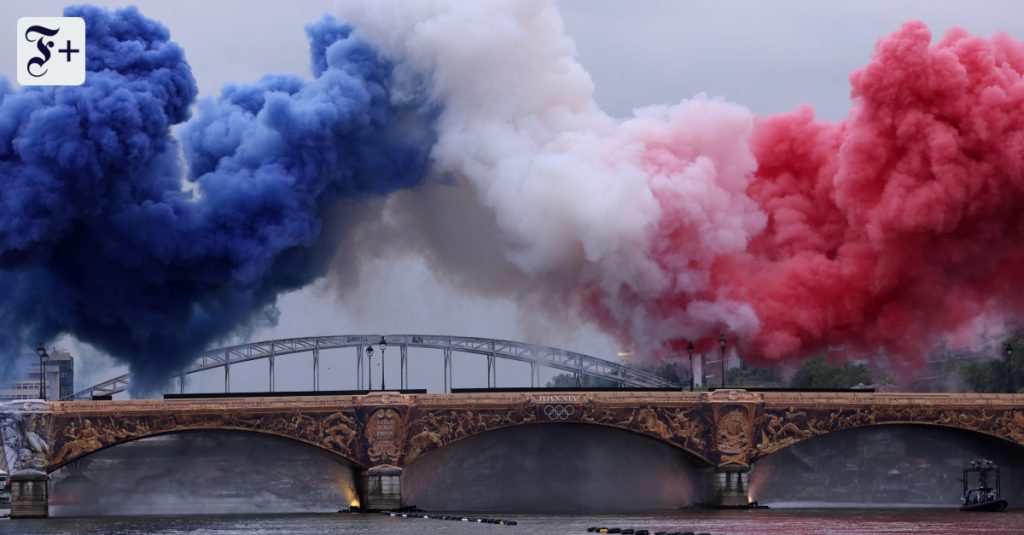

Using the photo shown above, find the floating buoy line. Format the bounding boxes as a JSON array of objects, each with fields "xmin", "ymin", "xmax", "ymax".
[
  {"xmin": 379, "ymin": 511, "xmax": 725, "ymax": 533},
  {"xmin": 381, "ymin": 510, "xmax": 518, "ymax": 526},
  {"xmin": 589, "ymin": 524, "xmax": 716, "ymax": 528}
]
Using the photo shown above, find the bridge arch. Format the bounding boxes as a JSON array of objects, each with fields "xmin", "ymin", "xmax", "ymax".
[
  {"xmin": 48, "ymin": 411, "xmax": 365, "ymax": 473},
  {"xmin": 402, "ymin": 421, "xmax": 708, "ymax": 511},
  {"xmin": 402, "ymin": 404, "xmax": 715, "ymax": 467},
  {"xmin": 747, "ymin": 422, "xmax": 1024, "ymax": 505},
  {"xmin": 410, "ymin": 420, "xmax": 713, "ymax": 467},
  {"xmin": 750, "ymin": 405, "xmax": 1024, "ymax": 463},
  {"xmin": 756, "ymin": 421, "xmax": 1024, "ymax": 462},
  {"xmin": 47, "ymin": 429, "xmax": 364, "ymax": 516}
]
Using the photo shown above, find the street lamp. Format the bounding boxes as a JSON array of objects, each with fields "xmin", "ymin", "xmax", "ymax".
[
  {"xmin": 687, "ymin": 341, "xmax": 695, "ymax": 392},
  {"xmin": 365, "ymin": 344, "xmax": 374, "ymax": 391},
  {"xmin": 36, "ymin": 343, "xmax": 49, "ymax": 400},
  {"xmin": 1006, "ymin": 343, "xmax": 1014, "ymax": 394},
  {"xmin": 379, "ymin": 336, "xmax": 387, "ymax": 391},
  {"xmin": 719, "ymin": 333, "xmax": 727, "ymax": 389}
]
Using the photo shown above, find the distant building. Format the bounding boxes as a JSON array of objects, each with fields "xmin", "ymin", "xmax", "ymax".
[{"xmin": 0, "ymin": 349, "xmax": 74, "ymax": 401}]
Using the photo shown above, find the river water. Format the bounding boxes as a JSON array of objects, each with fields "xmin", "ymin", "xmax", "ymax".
[{"xmin": 2, "ymin": 510, "xmax": 1023, "ymax": 535}]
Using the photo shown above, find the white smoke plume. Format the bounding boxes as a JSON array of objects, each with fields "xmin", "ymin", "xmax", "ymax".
[{"xmin": 332, "ymin": 0, "xmax": 765, "ymax": 357}]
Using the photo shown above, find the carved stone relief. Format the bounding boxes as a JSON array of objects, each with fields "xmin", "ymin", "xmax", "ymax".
[
  {"xmin": 366, "ymin": 408, "xmax": 404, "ymax": 465},
  {"xmin": 49, "ymin": 407, "xmax": 361, "ymax": 469},
  {"xmin": 0, "ymin": 401, "xmax": 52, "ymax": 473},
  {"xmin": 21, "ymin": 392, "xmax": 1024, "ymax": 474}
]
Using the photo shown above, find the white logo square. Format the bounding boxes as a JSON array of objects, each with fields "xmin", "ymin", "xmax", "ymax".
[{"xmin": 17, "ymin": 17, "xmax": 86, "ymax": 86}]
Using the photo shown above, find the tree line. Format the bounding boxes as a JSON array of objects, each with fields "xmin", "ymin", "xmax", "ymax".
[{"xmin": 546, "ymin": 330, "xmax": 1023, "ymax": 392}]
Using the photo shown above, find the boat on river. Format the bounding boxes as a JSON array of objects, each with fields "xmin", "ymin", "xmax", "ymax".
[{"xmin": 959, "ymin": 460, "xmax": 1008, "ymax": 512}]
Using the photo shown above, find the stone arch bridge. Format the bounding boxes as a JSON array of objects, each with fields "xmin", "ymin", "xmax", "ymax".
[{"xmin": 3, "ymin": 390, "xmax": 1023, "ymax": 516}]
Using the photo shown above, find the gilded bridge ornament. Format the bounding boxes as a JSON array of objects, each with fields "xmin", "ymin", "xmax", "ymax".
[
  {"xmin": 399, "ymin": 398, "xmax": 713, "ymax": 465},
  {"xmin": 366, "ymin": 408, "xmax": 404, "ymax": 464},
  {"xmin": 751, "ymin": 402, "xmax": 1024, "ymax": 461},
  {"xmin": 0, "ymin": 401, "xmax": 52, "ymax": 474},
  {"xmin": 48, "ymin": 407, "xmax": 361, "ymax": 469},
  {"xmin": 716, "ymin": 408, "xmax": 750, "ymax": 454},
  {"xmin": 543, "ymin": 404, "xmax": 575, "ymax": 420},
  {"xmin": 13, "ymin": 392, "xmax": 1024, "ymax": 473}
]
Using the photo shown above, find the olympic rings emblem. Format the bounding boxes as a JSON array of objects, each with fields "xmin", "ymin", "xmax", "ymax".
[{"xmin": 543, "ymin": 404, "xmax": 575, "ymax": 420}]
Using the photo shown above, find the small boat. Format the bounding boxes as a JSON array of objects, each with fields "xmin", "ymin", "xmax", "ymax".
[{"xmin": 959, "ymin": 460, "xmax": 1008, "ymax": 512}]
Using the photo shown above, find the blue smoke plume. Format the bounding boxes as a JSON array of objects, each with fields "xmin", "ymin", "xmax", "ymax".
[{"xmin": 0, "ymin": 5, "xmax": 434, "ymax": 390}]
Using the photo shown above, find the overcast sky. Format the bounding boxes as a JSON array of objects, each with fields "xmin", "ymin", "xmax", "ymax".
[{"xmin": 3, "ymin": 0, "xmax": 1023, "ymax": 395}]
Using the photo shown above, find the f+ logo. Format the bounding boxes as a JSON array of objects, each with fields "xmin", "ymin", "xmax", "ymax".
[{"xmin": 17, "ymin": 17, "xmax": 86, "ymax": 86}]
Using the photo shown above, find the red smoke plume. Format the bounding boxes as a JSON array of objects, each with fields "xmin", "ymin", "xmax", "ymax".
[
  {"xmin": 338, "ymin": 2, "xmax": 1024, "ymax": 373},
  {"xmin": 701, "ymin": 21, "xmax": 1024, "ymax": 370}
]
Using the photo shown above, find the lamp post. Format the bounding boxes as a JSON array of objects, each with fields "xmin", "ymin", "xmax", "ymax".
[
  {"xmin": 719, "ymin": 333, "xmax": 727, "ymax": 389},
  {"xmin": 1007, "ymin": 343, "xmax": 1015, "ymax": 394},
  {"xmin": 379, "ymin": 336, "xmax": 387, "ymax": 391},
  {"xmin": 36, "ymin": 343, "xmax": 49, "ymax": 400},
  {"xmin": 365, "ymin": 344, "xmax": 374, "ymax": 391},
  {"xmin": 687, "ymin": 341, "xmax": 695, "ymax": 392}
]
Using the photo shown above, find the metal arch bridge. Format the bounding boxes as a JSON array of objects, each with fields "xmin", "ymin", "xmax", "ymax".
[{"xmin": 65, "ymin": 334, "xmax": 681, "ymax": 400}]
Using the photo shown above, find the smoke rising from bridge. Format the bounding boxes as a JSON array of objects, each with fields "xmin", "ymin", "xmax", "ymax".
[
  {"xmin": 335, "ymin": 1, "xmax": 1024, "ymax": 373},
  {"xmin": 2, "ymin": 1, "xmax": 1024, "ymax": 385}
]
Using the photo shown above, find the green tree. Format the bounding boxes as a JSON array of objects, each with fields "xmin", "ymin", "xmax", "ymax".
[
  {"xmin": 545, "ymin": 373, "xmax": 617, "ymax": 388},
  {"xmin": 961, "ymin": 360, "xmax": 1006, "ymax": 393},
  {"xmin": 652, "ymin": 360, "xmax": 685, "ymax": 384},
  {"xmin": 789, "ymin": 355, "xmax": 871, "ymax": 389},
  {"xmin": 957, "ymin": 330, "xmax": 1024, "ymax": 393},
  {"xmin": 547, "ymin": 360, "xmax": 685, "ymax": 389},
  {"xmin": 726, "ymin": 364, "xmax": 783, "ymax": 388}
]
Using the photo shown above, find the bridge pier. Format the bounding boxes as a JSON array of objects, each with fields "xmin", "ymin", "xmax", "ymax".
[
  {"xmin": 10, "ymin": 471, "xmax": 49, "ymax": 518},
  {"xmin": 360, "ymin": 465, "xmax": 403, "ymax": 511},
  {"xmin": 706, "ymin": 466, "xmax": 750, "ymax": 508}
]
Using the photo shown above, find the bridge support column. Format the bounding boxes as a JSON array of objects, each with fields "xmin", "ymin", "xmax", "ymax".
[
  {"xmin": 443, "ymin": 348, "xmax": 452, "ymax": 393},
  {"xmin": 10, "ymin": 471, "xmax": 49, "ymax": 518},
  {"xmin": 360, "ymin": 465, "xmax": 403, "ymax": 511},
  {"xmin": 706, "ymin": 466, "xmax": 750, "ymax": 508}
]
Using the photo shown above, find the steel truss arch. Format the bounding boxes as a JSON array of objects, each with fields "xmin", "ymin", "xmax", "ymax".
[{"xmin": 66, "ymin": 334, "xmax": 679, "ymax": 399}]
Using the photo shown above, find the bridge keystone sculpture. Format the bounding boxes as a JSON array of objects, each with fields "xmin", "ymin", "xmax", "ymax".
[{"xmin": 3, "ymin": 390, "xmax": 1024, "ymax": 516}]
